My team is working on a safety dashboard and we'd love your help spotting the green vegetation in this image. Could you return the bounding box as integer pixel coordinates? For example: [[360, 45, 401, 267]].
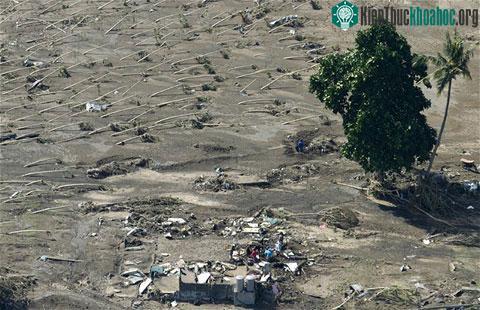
[[426, 31, 475, 172], [310, 22, 436, 180]]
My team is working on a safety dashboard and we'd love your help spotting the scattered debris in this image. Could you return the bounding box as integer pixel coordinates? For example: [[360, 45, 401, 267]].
[[400, 264, 412, 272], [39, 255, 83, 263], [193, 175, 238, 192], [139, 278, 152, 294], [461, 158, 478, 173], [0, 133, 16, 142], [23, 58, 47, 68], [267, 163, 321, 185], [79, 122, 94, 131], [310, 0, 322, 10], [449, 262, 456, 272], [86, 101, 109, 112], [318, 207, 359, 230], [269, 15, 298, 28], [87, 157, 149, 179], [374, 287, 418, 305]]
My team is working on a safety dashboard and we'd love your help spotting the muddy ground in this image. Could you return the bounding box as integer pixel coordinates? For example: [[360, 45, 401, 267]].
[[1, 0, 479, 309]]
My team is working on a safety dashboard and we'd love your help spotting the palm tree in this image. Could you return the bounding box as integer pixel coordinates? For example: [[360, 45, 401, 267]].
[[426, 30, 475, 173]]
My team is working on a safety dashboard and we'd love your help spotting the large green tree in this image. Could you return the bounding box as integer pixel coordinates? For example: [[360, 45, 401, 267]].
[[426, 30, 475, 173], [310, 22, 436, 179]]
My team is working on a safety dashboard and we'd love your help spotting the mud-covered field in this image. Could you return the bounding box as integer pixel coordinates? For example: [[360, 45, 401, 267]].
[[1, 0, 479, 309]]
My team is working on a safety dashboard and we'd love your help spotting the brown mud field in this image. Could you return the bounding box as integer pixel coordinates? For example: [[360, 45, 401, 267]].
[[1, 0, 479, 309]]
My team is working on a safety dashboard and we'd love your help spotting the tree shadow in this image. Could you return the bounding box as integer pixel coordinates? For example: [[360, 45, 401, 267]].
[[375, 175, 480, 235]]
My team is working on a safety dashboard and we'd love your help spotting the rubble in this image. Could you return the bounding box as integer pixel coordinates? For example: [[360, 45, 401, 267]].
[[266, 163, 321, 184], [461, 158, 478, 173], [87, 157, 149, 179], [269, 15, 298, 27], [86, 101, 109, 112], [0, 133, 16, 142], [23, 58, 47, 68], [139, 278, 152, 294], [318, 207, 359, 230], [97, 207, 322, 307], [193, 175, 238, 192], [285, 129, 338, 155]]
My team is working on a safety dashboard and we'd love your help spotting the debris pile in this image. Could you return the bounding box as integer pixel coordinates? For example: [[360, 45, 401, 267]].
[[304, 137, 338, 155], [193, 143, 235, 153], [318, 207, 359, 230], [86, 101, 109, 112], [109, 207, 319, 307], [87, 157, 149, 179], [284, 129, 339, 156], [193, 175, 238, 192], [268, 15, 298, 28], [266, 163, 320, 184]]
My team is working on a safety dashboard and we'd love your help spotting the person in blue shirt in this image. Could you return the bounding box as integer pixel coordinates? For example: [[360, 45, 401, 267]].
[[295, 139, 305, 153]]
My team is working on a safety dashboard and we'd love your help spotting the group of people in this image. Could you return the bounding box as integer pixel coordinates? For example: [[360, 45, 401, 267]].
[[243, 233, 285, 264]]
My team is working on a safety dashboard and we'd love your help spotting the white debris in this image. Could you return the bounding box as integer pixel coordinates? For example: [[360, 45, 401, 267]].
[[121, 268, 145, 277], [197, 272, 212, 284], [400, 264, 412, 272], [138, 277, 152, 294], [23, 58, 47, 68], [285, 262, 298, 273], [126, 275, 144, 285], [269, 15, 298, 27], [86, 101, 109, 112], [464, 180, 479, 192], [167, 218, 187, 225], [127, 227, 146, 237], [243, 227, 261, 234]]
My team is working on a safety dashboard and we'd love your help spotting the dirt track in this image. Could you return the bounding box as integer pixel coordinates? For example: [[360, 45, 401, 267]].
[[1, 0, 479, 309]]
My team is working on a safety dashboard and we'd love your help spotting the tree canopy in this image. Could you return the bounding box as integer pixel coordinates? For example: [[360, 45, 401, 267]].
[[310, 22, 436, 174]]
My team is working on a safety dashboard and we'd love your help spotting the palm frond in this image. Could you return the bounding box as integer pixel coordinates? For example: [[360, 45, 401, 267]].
[[430, 30, 476, 93]]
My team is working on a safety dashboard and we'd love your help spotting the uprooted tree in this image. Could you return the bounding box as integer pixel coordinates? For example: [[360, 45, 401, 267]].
[[309, 22, 436, 182]]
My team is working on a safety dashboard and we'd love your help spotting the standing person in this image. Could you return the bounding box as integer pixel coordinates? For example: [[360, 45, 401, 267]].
[[295, 139, 305, 153]]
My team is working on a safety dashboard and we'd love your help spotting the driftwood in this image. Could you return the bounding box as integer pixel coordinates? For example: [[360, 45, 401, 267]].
[[53, 183, 102, 190], [22, 169, 69, 177], [150, 84, 182, 97], [56, 134, 89, 143], [282, 115, 321, 125], [39, 255, 83, 263], [24, 158, 60, 168], [236, 68, 275, 79], [176, 74, 214, 82], [173, 64, 203, 74], [7, 229, 52, 235], [32, 206, 68, 214], [331, 294, 354, 310], [261, 64, 319, 90], [237, 98, 274, 105], [240, 78, 256, 93], [171, 49, 219, 66], [98, 0, 115, 10], [105, 14, 130, 34]]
